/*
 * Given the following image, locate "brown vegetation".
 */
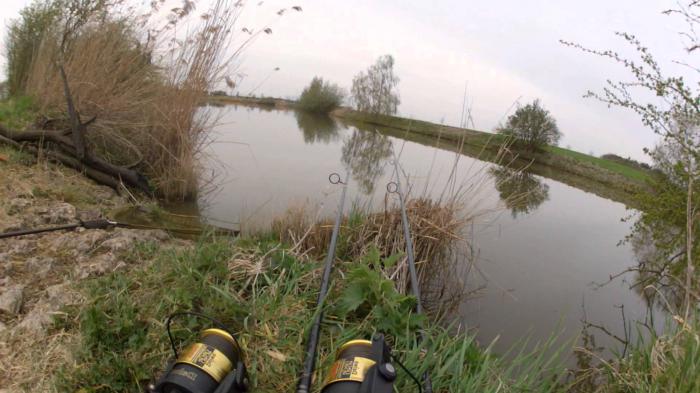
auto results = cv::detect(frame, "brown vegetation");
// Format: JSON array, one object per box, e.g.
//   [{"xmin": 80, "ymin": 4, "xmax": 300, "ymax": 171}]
[
  {"xmin": 4, "ymin": 0, "xmax": 245, "ymax": 200},
  {"xmin": 271, "ymin": 196, "xmax": 471, "ymax": 317}
]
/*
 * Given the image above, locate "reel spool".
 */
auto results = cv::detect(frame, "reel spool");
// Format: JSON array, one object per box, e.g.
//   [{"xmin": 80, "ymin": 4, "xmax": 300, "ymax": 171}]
[
  {"xmin": 322, "ymin": 334, "xmax": 396, "ymax": 393},
  {"xmin": 150, "ymin": 314, "xmax": 248, "ymax": 393}
]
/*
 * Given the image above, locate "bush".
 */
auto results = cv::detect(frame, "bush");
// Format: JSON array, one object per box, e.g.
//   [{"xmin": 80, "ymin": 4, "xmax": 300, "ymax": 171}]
[
  {"xmin": 497, "ymin": 100, "xmax": 561, "ymax": 150},
  {"xmin": 297, "ymin": 77, "xmax": 344, "ymax": 113}
]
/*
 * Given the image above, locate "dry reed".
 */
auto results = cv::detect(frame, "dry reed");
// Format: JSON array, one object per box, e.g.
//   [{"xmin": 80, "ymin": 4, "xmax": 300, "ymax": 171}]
[{"xmin": 23, "ymin": 0, "xmax": 243, "ymax": 200}]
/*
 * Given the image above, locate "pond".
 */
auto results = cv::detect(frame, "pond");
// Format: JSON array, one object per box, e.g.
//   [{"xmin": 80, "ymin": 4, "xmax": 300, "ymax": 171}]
[{"xmin": 196, "ymin": 103, "xmax": 664, "ymax": 362}]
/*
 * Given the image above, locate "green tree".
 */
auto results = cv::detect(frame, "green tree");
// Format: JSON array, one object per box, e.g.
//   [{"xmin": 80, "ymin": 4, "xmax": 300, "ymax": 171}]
[
  {"xmin": 351, "ymin": 55, "xmax": 400, "ymax": 115},
  {"xmin": 297, "ymin": 76, "xmax": 345, "ymax": 113},
  {"xmin": 496, "ymin": 100, "xmax": 561, "ymax": 150}
]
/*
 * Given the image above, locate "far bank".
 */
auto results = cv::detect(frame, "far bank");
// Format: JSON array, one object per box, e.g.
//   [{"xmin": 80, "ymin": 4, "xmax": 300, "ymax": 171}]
[{"xmin": 209, "ymin": 94, "xmax": 651, "ymax": 207}]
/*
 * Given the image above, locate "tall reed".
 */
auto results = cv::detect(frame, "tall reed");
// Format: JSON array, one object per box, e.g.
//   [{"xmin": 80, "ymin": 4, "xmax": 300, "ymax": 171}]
[{"xmin": 18, "ymin": 0, "xmax": 243, "ymax": 200}]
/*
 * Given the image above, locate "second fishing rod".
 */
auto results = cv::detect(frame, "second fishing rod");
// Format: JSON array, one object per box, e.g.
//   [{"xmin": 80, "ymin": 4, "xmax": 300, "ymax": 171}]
[
  {"xmin": 387, "ymin": 157, "xmax": 433, "ymax": 393},
  {"xmin": 297, "ymin": 159, "xmax": 433, "ymax": 393}
]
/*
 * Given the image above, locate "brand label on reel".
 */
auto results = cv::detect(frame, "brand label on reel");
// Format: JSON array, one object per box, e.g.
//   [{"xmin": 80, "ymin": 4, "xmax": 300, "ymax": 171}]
[
  {"xmin": 177, "ymin": 343, "xmax": 233, "ymax": 382},
  {"xmin": 324, "ymin": 356, "xmax": 376, "ymax": 385}
]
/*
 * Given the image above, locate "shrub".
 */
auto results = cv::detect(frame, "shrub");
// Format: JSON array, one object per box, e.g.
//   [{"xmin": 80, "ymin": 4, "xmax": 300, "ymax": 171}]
[
  {"xmin": 297, "ymin": 76, "xmax": 344, "ymax": 113},
  {"xmin": 497, "ymin": 100, "xmax": 561, "ymax": 150}
]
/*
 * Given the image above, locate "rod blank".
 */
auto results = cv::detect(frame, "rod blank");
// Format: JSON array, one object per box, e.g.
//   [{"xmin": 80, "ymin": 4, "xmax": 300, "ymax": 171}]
[{"xmin": 297, "ymin": 170, "xmax": 350, "ymax": 393}]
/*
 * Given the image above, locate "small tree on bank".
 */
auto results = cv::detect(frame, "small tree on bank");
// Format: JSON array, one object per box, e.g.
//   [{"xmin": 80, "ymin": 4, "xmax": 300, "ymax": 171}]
[
  {"xmin": 351, "ymin": 54, "xmax": 400, "ymax": 115},
  {"xmin": 297, "ymin": 76, "xmax": 345, "ymax": 113},
  {"xmin": 496, "ymin": 100, "xmax": 561, "ymax": 150}
]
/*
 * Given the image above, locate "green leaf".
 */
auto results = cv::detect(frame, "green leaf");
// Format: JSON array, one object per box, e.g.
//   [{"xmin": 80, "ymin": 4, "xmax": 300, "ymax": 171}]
[{"xmin": 382, "ymin": 253, "xmax": 401, "ymax": 268}]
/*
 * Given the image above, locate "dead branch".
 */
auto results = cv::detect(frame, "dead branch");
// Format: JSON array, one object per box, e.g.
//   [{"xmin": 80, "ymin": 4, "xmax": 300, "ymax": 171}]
[{"xmin": 0, "ymin": 124, "xmax": 149, "ymax": 194}]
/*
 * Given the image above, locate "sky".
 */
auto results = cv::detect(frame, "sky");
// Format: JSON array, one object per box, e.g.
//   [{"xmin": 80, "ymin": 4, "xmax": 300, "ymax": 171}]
[{"xmin": 2, "ymin": 0, "xmax": 694, "ymax": 160}]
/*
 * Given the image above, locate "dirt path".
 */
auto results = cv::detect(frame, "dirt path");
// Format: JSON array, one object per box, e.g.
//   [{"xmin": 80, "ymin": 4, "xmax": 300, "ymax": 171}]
[{"xmin": 0, "ymin": 147, "xmax": 191, "ymax": 392}]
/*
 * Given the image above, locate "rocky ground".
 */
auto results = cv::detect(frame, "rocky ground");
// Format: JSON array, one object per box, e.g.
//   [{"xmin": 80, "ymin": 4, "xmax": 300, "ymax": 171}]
[{"xmin": 0, "ymin": 148, "xmax": 191, "ymax": 391}]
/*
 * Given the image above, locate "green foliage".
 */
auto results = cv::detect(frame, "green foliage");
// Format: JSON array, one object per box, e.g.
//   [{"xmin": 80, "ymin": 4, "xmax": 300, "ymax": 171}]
[
  {"xmin": 0, "ymin": 96, "xmax": 36, "ymax": 129},
  {"xmin": 335, "ymin": 247, "xmax": 423, "ymax": 335},
  {"xmin": 4, "ymin": 0, "xmax": 62, "ymax": 95},
  {"xmin": 297, "ymin": 77, "xmax": 345, "ymax": 113},
  {"xmin": 351, "ymin": 55, "xmax": 400, "ymax": 115},
  {"xmin": 497, "ymin": 100, "xmax": 561, "ymax": 150}
]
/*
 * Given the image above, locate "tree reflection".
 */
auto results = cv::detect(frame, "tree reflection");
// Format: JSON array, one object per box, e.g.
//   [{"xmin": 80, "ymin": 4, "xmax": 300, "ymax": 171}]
[
  {"xmin": 629, "ymin": 223, "xmax": 687, "ymax": 309},
  {"xmin": 294, "ymin": 111, "xmax": 341, "ymax": 144},
  {"xmin": 489, "ymin": 166, "xmax": 550, "ymax": 217},
  {"xmin": 341, "ymin": 128, "xmax": 393, "ymax": 194}
]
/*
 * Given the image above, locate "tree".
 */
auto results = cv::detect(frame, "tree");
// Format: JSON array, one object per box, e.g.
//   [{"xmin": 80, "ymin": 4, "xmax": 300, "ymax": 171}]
[
  {"xmin": 297, "ymin": 76, "xmax": 345, "ymax": 113},
  {"xmin": 351, "ymin": 55, "xmax": 400, "ymax": 115},
  {"xmin": 562, "ymin": 2, "xmax": 700, "ymax": 314},
  {"xmin": 496, "ymin": 100, "xmax": 561, "ymax": 150}
]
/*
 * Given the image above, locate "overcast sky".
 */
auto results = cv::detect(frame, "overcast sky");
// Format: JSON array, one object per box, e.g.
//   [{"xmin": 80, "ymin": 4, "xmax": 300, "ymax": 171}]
[{"xmin": 2, "ymin": 0, "xmax": 693, "ymax": 160}]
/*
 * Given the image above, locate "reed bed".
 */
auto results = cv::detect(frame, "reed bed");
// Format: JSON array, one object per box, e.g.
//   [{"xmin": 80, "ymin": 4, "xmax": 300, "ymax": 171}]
[
  {"xmin": 271, "ymin": 196, "xmax": 469, "ymax": 317},
  {"xmin": 10, "ymin": 0, "xmax": 244, "ymax": 200}
]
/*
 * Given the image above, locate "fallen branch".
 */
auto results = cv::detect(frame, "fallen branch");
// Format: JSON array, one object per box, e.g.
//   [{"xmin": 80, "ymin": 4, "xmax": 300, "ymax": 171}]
[{"xmin": 0, "ymin": 124, "xmax": 147, "ymax": 194}]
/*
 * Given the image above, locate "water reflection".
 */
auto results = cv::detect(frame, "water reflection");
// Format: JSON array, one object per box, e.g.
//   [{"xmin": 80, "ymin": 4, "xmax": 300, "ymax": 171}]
[
  {"xmin": 341, "ymin": 128, "xmax": 393, "ymax": 194},
  {"xmin": 489, "ymin": 166, "xmax": 550, "ymax": 217},
  {"xmin": 294, "ymin": 111, "xmax": 341, "ymax": 144},
  {"xmin": 629, "ymin": 223, "xmax": 686, "ymax": 310}
]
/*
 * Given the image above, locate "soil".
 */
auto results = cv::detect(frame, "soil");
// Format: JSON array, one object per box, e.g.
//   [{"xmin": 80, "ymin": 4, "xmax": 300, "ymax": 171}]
[{"xmin": 0, "ymin": 148, "xmax": 192, "ymax": 392}]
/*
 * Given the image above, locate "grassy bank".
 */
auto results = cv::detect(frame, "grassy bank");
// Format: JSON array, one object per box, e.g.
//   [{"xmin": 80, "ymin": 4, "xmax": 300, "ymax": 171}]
[
  {"xmin": 331, "ymin": 108, "xmax": 651, "ymax": 194},
  {"xmin": 53, "ymin": 233, "xmax": 569, "ymax": 392},
  {"xmin": 49, "ymin": 227, "xmax": 700, "ymax": 392}
]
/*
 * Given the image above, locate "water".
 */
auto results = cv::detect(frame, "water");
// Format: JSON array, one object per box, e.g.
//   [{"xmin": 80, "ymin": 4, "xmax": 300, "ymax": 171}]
[{"xmin": 197, "ymin": 104, "xmax": 663, "ymax": 359}]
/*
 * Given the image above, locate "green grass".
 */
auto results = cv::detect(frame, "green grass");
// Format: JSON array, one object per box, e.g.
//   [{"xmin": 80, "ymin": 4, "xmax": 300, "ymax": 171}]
[
  {"xmin": 547, "ymin": 146, "xmax": 651, "ymax": 183},
  {"xmin": 0, "ymin": 96, "xmax": 36, "ymax": 130},
  {"xmin": 53, "ymin": 234, "xmax": 570, "ymax": 393}
]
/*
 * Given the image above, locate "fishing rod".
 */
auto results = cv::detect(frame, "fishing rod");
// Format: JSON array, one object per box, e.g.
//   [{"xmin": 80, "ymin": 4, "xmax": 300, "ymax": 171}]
[
  {"xmin": 0, "ymin": 218, "xmax": 120, "ymax": 239},
  {"xmin": 297, "ymin": 170, "xmax": 350, "ymax": 393},
  {"xmin": 0, "ymin": 218, "xmax": 240, "ymax": 240},
  {"xmin": 386, "ymin": 158, "xmax": 434, "ymax": 393}
]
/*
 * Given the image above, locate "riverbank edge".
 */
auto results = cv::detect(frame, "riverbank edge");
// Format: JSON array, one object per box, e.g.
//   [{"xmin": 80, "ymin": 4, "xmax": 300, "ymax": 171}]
[{"xmin": 210, "ymin": 95, "xmax": 651, "ymax": 201}]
